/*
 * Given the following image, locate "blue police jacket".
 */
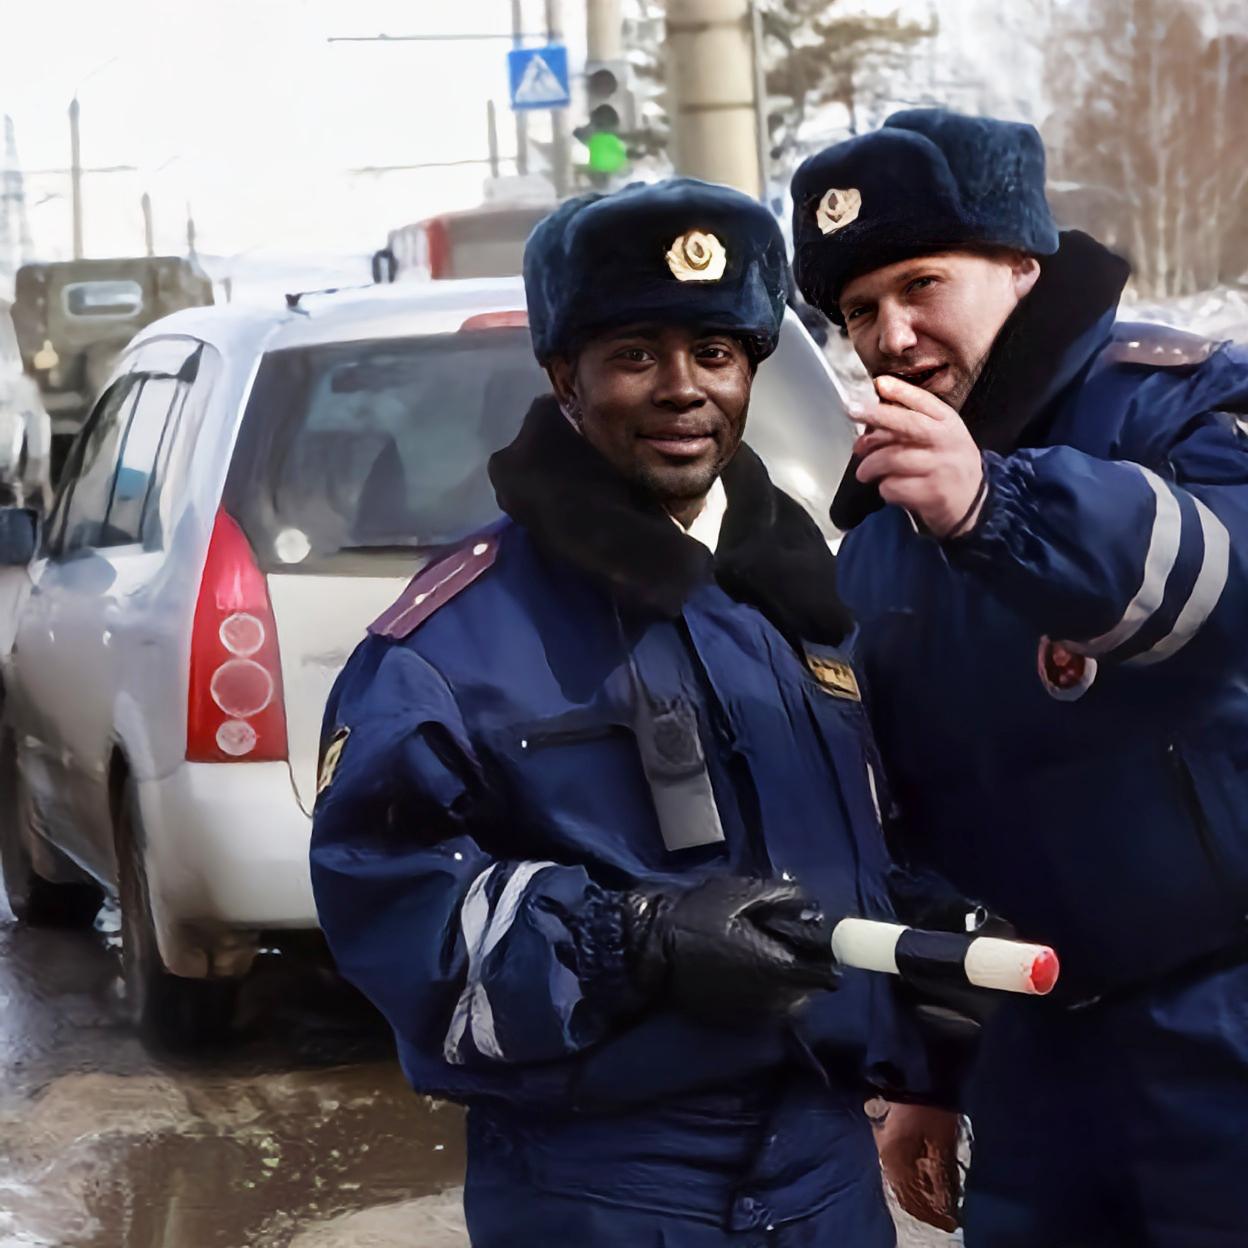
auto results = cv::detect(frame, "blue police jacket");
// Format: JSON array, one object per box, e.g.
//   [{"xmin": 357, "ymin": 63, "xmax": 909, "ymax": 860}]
[
  {"xmin": 836, "ymin": 232, "xmax": 1248, "ymax": 1002},
  {"xmin": 310, "ymin": 399, "xmax": 940, "ymax": 1228}
]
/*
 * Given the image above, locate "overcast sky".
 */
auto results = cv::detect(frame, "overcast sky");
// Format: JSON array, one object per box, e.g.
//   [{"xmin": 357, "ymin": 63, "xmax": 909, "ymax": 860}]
[{"xmin": 3, "ymin": 0, "xmax": 583, "ymax": 263}]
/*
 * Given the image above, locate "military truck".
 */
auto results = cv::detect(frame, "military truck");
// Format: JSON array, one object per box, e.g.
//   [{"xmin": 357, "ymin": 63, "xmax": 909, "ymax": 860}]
[{"xmin": 12, "ymin": 256, "xmax": 213, "ymax": 454}]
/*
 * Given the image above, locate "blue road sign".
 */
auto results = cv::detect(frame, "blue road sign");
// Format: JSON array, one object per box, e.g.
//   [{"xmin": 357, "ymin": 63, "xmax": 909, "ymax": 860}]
[{"xmin": 508, "ymin": 45, "xmax": 571, "ymax": 111}]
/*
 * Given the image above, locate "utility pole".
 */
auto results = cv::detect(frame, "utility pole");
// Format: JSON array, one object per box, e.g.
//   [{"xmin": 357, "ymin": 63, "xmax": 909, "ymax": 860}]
[
  {"xmin": 586, "ymin": 0, "xmax": 623, "ymax": 60},
  {"xmin": 140, "ymin": 192, "xmax": 154, "ymax": 256},
  {"xmin": 1, "ymin": 116, "xmax": 33, "ymax": 287},
  {"xmin": 664, "ymin": 0, "xmax": 764, "ymax": 199},
  {"xmin": 545, "ymin": 0, "xmax": 571, "ymax": 196},
  {"xmin": 748, "ymin": 1, "xmax": 770, "ymax": 202},
  {"xmin": 487, "ymin": 101, "xmax": 502, "ymax": 178},
  {"xmin": 69, "ymin": 97, "xmax": 84, "ymax": 258},
  {"xmin": 511, "ymin": 0, "xmax": 529, "ymax": 176}
]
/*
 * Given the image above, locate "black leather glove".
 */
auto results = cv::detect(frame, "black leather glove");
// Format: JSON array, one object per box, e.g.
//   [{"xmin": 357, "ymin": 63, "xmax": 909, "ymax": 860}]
[{"xmin": 622, "ymin": 876, "xmax": 840, "ymax": 1023}]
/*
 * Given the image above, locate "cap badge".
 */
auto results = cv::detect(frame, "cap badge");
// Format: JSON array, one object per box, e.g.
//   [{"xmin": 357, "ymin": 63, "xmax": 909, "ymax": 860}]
[
  {"xmin": 816, "ymin": 187, "xmax": 862, "ymax": 235},
  {"xmin": 665, "ymin": 229, "xmax": 727, "ymax": 282}
]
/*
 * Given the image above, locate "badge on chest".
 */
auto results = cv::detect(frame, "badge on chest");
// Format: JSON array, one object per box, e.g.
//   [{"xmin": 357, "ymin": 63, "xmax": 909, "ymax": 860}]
[{"xmin": 803, "ymin": 644, "xmax": 862, "ymax": 702}]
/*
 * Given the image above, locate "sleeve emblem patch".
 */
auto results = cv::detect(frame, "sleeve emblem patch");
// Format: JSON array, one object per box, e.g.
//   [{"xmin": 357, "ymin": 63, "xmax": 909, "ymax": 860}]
[{"xmin": 317, "ymin": 727, "xmax": 350, "ymax": 797}]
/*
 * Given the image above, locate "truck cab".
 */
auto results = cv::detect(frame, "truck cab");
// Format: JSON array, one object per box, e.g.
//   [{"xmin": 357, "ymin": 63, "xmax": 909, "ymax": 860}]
[{"xmin": 12, "ymin": 256, "xmax": 214, "ymax": 453}]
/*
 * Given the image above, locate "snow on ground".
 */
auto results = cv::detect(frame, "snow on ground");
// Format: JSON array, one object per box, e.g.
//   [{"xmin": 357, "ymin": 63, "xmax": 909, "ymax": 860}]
[
  {"xmin": 287, "ymin": 1191, "xmax": 469, "ymax": 1248},
  {"xmin": 1121, "ymin": 285, "xmax": 1248, "ymax": 342}
]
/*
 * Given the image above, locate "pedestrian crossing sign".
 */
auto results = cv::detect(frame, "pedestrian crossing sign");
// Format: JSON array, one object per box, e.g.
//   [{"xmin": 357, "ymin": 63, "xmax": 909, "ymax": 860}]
[{"xmin": 509, "ymin": 45, "xmax": 571, "ymax": 111}]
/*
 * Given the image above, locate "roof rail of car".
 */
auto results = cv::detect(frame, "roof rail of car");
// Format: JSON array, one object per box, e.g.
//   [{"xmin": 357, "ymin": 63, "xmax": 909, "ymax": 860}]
[{"xmin": 283, "ymin": 283, "xmax": 376, "ymax": 314}]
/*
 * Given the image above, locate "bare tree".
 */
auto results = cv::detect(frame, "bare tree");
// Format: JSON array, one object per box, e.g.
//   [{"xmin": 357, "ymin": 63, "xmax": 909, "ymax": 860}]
[
  {"xmin": 1044, "ymin": 0, "xmax": 1248, "ymax": 297},
  {"xmin": 760, "ymin": 3, "xmax": 935, "ymax": 160}
]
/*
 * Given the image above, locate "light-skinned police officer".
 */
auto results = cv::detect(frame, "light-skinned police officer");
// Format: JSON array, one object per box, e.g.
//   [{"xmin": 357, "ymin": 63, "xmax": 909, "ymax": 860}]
[{"xmin": 793, "ymin": 109, "xmax": 1248, "ymax": 1247}]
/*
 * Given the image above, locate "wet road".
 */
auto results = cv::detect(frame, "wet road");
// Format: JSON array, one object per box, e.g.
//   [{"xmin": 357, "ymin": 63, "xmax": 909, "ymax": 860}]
[
  {"xmin": 0, "ymin": 894, "xmax": 955, "ymax": 1247},
  {"xmin": 0, "ymin": 896, "xmax": 469, "ymax": 1248}
]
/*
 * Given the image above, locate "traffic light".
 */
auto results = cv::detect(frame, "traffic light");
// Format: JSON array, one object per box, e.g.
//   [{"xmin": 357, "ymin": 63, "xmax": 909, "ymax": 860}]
[{"xmin": 576, "ymin": 60, "xmax": 634, "ymax": 181}]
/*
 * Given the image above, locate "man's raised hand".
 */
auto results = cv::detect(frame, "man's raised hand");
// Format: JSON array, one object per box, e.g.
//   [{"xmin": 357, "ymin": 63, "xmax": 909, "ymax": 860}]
[{"xmin": 853, "ymin": 374, "xmax": 985, "ymax": 539}]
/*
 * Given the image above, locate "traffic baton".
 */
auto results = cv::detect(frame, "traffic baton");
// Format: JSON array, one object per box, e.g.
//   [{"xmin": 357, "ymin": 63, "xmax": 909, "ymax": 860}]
[{"xmin": 831, "ymin": 918, "xmax": 1060, "ymax": 996}]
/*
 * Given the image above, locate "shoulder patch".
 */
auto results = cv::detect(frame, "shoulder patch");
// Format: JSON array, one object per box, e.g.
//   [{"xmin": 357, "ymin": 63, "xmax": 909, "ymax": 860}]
[
  {"xmin": 368, "ymin": 528, "xmax": 502, "ymax": 640},
  {"xmin": 1102, "ymin": 321, "xmax": 1223, "ymax": 372},
  {"xmin": 317, "ymin": 726, "xmax": 350, "ymax": 797}
]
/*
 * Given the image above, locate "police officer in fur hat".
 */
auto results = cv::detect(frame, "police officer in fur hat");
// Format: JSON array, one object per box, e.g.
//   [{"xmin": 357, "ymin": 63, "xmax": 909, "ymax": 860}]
[
  {"xmin": 793, "ymin": 109, "xmax": 1248, "ymax": 1246},
  {"xmin": 311, "ymin": 178, "xmax": 950, "ymax": 1246}
]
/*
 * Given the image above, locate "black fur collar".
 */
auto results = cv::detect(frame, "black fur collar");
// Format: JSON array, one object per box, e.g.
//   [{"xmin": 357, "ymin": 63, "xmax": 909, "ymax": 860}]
[
  {"xmin": 489, "ymin": 396, "xmax": 852, "ymax": 645},
  {"xmin": 830, "ymin": 230, "xmax": 1131, "ymax": 530}
]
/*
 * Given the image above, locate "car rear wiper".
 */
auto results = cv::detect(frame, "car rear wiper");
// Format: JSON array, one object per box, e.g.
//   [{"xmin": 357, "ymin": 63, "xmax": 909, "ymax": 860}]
[{"xmin": 336, "ymin": 543, "xmax": 453, "ymax": 556}]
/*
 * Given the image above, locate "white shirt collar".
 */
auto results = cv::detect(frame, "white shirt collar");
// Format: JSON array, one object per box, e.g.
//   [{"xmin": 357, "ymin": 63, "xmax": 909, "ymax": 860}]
[{"xmin": 670, "ymin": 476, "xmax": 727, "ymax": 553}]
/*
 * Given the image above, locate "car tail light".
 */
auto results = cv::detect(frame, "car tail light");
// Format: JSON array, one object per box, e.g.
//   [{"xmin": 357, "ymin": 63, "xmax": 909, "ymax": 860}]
[{"xmin": 187, "ymin": 509, "xmax": 289, "ymax": 762}]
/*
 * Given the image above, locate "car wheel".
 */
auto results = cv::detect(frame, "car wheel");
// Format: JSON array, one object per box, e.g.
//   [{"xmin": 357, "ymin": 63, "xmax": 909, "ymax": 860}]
[
  {"xmin": 116, "ymin": 780, "xmax": 239, "ymax": 1052},
  {"xmin": 0, "ymin": 732, "xmax": 103, "ymax": 928}
]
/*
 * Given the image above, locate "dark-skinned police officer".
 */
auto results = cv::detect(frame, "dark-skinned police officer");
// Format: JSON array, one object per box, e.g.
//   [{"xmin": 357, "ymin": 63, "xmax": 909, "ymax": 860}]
[
  {"xmin": 310, "ymin": 179, "xmax": 948, "ymax": 1246},
  {"xmin": 793, "ymin": 109, "xmax": 1248, "ymax": 1246}
]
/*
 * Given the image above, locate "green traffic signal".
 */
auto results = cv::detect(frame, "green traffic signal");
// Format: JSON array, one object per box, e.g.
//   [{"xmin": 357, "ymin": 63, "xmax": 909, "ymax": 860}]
[{"xmin": 586, "ymin": 131, "xmax": 629, "ymax": 175}]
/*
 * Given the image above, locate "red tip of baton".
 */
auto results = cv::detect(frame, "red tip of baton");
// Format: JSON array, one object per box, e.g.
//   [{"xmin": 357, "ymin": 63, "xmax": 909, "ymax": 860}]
[{"xmin": 1028, "ymin": 948, "xmax": 1060, "ymax": 995}]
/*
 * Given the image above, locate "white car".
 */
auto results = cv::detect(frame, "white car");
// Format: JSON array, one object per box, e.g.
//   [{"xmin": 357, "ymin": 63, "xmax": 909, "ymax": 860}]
[{"xmin": 0, "ymin": 278, "xmax": 855, "ymax": 1050}]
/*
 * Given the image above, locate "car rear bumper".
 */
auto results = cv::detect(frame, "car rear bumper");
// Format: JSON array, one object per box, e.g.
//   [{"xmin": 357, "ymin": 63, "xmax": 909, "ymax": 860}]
[{"xmin": 136, "ymin": 761, "xmax": 317, "ymax": 931}]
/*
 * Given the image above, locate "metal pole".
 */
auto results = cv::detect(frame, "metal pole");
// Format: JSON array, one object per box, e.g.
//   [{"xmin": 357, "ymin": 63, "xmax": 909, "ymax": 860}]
[
  {"xmin": 664, "ymin": 0, "xmax": 763, "ymax": 199},
  {"xmin": 69, "ymin": 96, "xmax": 83, "ymax": 258},
  {"xmin": 511, "ymin": 0, "xmax": 529, "ymax": 176},
  {"xmin": 140, "ymin": 192, "xmax": 154, "ymax": 256},
  {"xmin": 487, "ymin": 101, "xmax": 502, "ymax": 179},
  {"xmin": 546, "ymin": 0, "xmax": 570, "ymax": 196},
  {"xmin": 748, "ymin": 0, "xmax": 770, "ymax": 203},
  {"xmin": 586, "ymin": 0, "xmax": 623, "ymax": 61}
]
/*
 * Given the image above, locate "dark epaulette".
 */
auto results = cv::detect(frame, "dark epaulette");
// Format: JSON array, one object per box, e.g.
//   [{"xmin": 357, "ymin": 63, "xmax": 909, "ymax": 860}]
[
  {"xmin": 1101, "ymin": 321, "xmax": 1224, "ymax": 372},
  {"xmin": 368, "ymin": 524, "xmax": 505, "ymax": 640}
]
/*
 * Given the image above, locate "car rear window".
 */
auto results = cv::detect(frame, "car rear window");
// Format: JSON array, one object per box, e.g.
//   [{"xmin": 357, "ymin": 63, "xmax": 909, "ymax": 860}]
[
  {"xmin": 223, "ymin": 318, "xmax": 854, "ymax": 577},
  {"xmin": 223, "ymin": 328, "xmax": 548, "ymax": 575},
  {"xmin": 62, "ymin": 279, "xmax": 145, "ymax": 319}
]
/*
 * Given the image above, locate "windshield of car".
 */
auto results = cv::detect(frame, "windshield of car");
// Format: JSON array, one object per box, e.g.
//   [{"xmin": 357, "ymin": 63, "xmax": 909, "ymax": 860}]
[{"xmin": 224, "ymin": 320, "xmax": 853, "ymax": 576}]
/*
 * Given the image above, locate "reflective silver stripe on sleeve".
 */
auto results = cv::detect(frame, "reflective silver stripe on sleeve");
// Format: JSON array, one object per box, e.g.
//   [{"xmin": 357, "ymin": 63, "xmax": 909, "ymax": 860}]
[
  {"xmin": 443, "ymin": 864, "xmax": 499, "ymax": 1063},
  {"xmin": 468, "ymin": 861, "xmax": 557, "ymax": 1060},
  {"xmin": 1067, "ymin": 465, "xmax": 1181, "ymax": 658},
  {"xmin": 444, "ymin": 860, "xmax": 558, "ymax": 1064},
  {"xmin": 1128, "ymin": 494, "xmax": 1230, "ymax": 666},
  {"xmin": 865, "ymin": 763, "xmax": 882, "ymax": 827}
]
